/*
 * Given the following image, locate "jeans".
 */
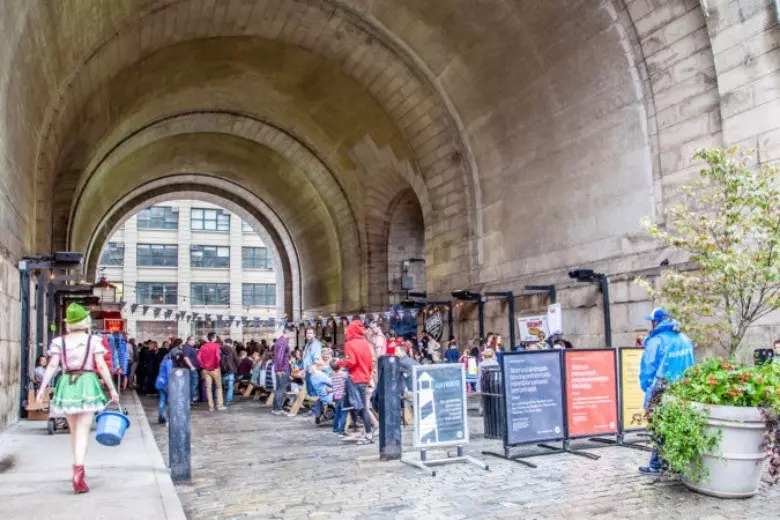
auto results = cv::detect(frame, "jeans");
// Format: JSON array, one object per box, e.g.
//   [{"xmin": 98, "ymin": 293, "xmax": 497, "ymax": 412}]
[
  {"xmin": 305, "ymin": 372, "xmax": 316, "ymax": 397},
  {"xmin": 201, "ymin": 368, "xmax": 224, "ymax": 409},
  {"xmin": 355, "ymin": 383, "xmax": 372, "ymax": 435},
  {"xmin": 189, "ymin": 369, "xmax": 199, "ymax": 402},
  {"xmin": 333, "ymin": 398, "xmax": 346, "ymax": 433},
  {"xmin": 273, "ymin": 372, "xmax": 290, "ymax": 411},
  {"xmin": 158, "ymin": 389, "xmax": 168, "ymax": 420},
  {"xmin": 223, "ymin": 372, "xmax": 235, "ymax": 405}
]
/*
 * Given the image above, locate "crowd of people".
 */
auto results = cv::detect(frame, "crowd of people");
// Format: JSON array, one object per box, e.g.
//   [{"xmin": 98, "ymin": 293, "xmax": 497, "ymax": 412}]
[{"xmin": 118, "ymin": 320, "xmax": 564, "ymax": 443}]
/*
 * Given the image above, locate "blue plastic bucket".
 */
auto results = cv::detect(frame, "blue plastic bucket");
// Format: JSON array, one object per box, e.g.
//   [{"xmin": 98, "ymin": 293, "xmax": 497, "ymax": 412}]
[{"xmin": 95, "ymin": 410, "xmax": 131, "ymax": 446}]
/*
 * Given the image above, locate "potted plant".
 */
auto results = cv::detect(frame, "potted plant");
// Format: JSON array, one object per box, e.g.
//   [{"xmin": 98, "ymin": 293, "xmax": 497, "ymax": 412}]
[
  {"xmin": 649, "ymin": 358, "xmax": 779, "ymax": 497},
  {"xmin": 637, "ymin": 147, "xmax": 779, "ymax": 497}
]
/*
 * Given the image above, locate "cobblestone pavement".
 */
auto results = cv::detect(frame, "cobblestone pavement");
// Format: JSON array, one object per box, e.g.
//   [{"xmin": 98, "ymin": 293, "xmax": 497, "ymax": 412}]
[{"xmin": 142, "ymin": 395, "xmax": 778, "ymax": 519}]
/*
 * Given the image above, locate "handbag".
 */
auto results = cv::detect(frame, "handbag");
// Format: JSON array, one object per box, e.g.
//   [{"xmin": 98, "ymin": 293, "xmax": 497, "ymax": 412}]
[{"xmin": 342, "ymin": 374, "xmax": 363, "ymax": 411}]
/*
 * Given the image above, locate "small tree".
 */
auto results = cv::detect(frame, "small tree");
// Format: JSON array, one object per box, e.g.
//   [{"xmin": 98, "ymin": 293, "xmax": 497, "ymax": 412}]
[{"xmin": 637, "ymin": 147, "xmax": 779, "ymax": 357}]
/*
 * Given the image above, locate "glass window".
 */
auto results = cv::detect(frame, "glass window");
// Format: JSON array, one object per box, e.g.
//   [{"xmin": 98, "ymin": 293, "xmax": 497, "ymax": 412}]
[
  {"xmin": 191, "ymin": 208, "xmax": 230, "ymax": 231},
  {"xmin": 241, "ymin": 247, "xmax": 272, "ymax": 269},
  {"xmin": 111, "ymin": 282, "xmax": 124, "ymax": 302},
  {"xmin": 242, "ymin": 283, "xmax": 276, "ymax": 307},
  {"xmin": 136, "ymin": 244, "xmax": 178, "ymax": 267},
  {"xmin": 136, "ymin": 282, "xmax": 178, "ymax": 304},
  {"xmin": 190, "ymin": 283, "xmax": 230, "ymax": 305},
  {"xmin": 136, "ymin": 206, "xmax": 178, "ymax": 229},
  {"xmin": 98, "ymin": 242, "xmax": 124, "ymax": 266},
  {"xmin": 241, "ymin": 220, "xmax": 254, "ymax": 233},
  {"xmin": 190, "ymin": 245, "xmax": 230, "ymax": 268}
]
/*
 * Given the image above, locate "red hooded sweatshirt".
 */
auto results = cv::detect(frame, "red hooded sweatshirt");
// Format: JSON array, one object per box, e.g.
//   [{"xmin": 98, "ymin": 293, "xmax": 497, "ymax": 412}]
[{"xmin": 339, "ymin": 321, "xmax": 374, "ymax": 384}]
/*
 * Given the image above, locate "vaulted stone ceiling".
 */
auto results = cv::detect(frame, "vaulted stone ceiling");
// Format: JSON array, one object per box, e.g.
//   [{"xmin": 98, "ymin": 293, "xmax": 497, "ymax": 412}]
[{"xmin": 3, "ymin": 0, "xmax": 771, "ymax": 315}]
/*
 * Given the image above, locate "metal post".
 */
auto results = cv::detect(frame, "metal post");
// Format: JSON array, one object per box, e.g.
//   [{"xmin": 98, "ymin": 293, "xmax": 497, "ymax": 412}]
[
  {"xmin": 600, "ymin": 276, "xmax": 612, "ymax": 347},
  {"xmin": 19, "ymin": 268, "xmax": 31, "ymax": 416},
  {"xmin": 446, "ymin": 303, "xmax": 453, "ymax": 338},
  {"xmin": 36, "ymin": 276, "xmax": 46, "ymax": 358},
  {"xmin": 478, "ymin": 298, "xmax": 485, "ymax": 340},
  {"xmin": 169, "ymin": 368, "xmax": 191, "ymax": 482},
  {"xmin": 377, "ymin": 356, "xmax": 402, "ymax": 460},
  {"xmin": 507, "ymin": 294, "xmax": 515, "ymax": 349}
]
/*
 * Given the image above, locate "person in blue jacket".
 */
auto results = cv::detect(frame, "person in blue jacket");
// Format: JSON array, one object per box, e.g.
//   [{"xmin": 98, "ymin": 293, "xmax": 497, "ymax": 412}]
[{"xmin": 639, "ymin": 307, "xmax": 695, "ymax": 474}]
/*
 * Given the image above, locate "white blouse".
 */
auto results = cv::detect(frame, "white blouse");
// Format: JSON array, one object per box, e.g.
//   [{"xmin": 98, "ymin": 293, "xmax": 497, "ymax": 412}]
[{"xmin": 48, "ymin": 333, "xmax": 106, "ymax": 372}]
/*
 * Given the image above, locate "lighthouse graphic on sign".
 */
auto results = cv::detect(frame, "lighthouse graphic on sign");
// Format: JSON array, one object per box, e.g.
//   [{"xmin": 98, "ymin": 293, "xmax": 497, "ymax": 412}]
[{"xmin": 417, "ymin": 372, "xmax": 438, "ymax": 444}]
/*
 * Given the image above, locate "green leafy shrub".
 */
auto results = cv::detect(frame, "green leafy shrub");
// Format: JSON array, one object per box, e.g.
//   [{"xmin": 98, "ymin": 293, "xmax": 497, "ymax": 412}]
[{"xmin": 649, "ymin": 358, "xmax": 780, "ymax": 482}]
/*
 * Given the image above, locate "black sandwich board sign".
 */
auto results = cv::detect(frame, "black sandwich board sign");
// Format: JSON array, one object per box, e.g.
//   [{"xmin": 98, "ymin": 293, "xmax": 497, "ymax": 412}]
[{"xmin": 502, "ymin": 350, "xmax": 565, "ymax": 445}]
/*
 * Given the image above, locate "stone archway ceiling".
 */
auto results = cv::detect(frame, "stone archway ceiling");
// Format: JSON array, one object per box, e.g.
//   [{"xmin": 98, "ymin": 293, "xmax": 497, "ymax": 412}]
[
  {"xmin": 69, "ymin": 132, "xmax": 349, "ymax": 311},
  {"xmin": 34, "ymin": 0, "xmax": 480, "ymax": 287}
]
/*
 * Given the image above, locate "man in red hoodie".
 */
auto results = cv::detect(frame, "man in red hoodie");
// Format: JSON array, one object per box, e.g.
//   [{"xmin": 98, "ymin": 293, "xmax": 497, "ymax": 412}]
[{"xmin": 339, "ymin": 320, "xmax": 375, "ymax": 443}]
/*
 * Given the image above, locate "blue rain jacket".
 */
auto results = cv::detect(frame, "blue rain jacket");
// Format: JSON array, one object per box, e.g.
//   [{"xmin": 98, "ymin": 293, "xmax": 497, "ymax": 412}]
[{"xmin": 639, "ymin": 319, "xmax": 695, "ymax": 407}]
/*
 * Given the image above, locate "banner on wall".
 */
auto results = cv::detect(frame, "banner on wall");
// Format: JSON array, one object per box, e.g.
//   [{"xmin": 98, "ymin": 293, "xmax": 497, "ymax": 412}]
[
  {"xmin": 517, "ymin": 315, "xmax": 550, "ymax": 342},
  {"xmin": 564, "ymin": 349, "xmax": 618, "ymax": 437},
  {"xmin": 424, "ymin": 311, "xmax": 443, "ymax": 341},
  {"xmin": 502, "ymin": 351, "xmax": 565, "ymax": 445},
  {"xmin": 619, "ymin": 347, "xmax": 647, "ymax": 431},
  {"xmin": 547, "ymin": 303, "xmax": 563, "ymax": 335}
]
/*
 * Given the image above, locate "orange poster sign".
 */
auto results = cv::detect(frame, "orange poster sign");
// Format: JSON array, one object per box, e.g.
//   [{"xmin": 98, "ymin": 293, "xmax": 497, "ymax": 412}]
[{"xmin": 564, "ymin": 350, "xmax": 618, "ymax": 437}]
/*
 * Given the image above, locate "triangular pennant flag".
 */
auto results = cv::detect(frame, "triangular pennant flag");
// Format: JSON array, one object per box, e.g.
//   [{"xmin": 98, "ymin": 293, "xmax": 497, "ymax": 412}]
[
  {"xmin": 131, "ymin": 304, "xmax": 138, "ymax": 313},
  {"xmin": 320, "ymin": 317, "xmax": 328, "ymax": 328},
  {"xmin": 372, "ymin": 313, "xmax": 379, "ymax": 322},
  {"xmin": 186, "ymin": 315, "xmax": 191, "ymax": 323},
  {"xmin": 359, "ymin": 314, "xmax": 366, "ymax": 323},
  {"xmin": 164, "ymin": 309, "xmax": 173, "ymax": 319},
  {"xmin": 142, "ymin": 305, "xmax": 149, "ymax": 315}
]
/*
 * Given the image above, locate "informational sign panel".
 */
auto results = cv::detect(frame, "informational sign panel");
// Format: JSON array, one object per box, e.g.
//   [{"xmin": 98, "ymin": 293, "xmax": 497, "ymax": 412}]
[
  {"xmin": 412, "ymin": 364, "xmax": 469, "ymax": 448},
  {"xmin": 517, "ymin": 315, "xmax": 550, "ymax": 342},
  {"xmin": 564, "ymin": 349, "xmax": 618, "ymax": 437},
  {"xmin": 619, "ymin": 347, "xmax": 647, "ymax": 431},
  {"xmin": 503, "ymin": 351, "xmax": 565, "ymax": 445}
]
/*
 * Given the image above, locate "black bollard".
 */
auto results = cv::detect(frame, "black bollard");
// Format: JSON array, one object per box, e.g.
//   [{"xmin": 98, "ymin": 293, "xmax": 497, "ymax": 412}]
[
  {"xmin": 169, "ymin": 368, "xmax": 191, "ymax": 482},
  {"xmin": 377, "ymin": 355, "xmax": 402, "ymax": 460}
]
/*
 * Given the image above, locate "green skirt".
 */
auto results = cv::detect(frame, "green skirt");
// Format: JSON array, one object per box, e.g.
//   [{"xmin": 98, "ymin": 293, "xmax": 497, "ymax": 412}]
[{"xmin": 50, "ymin": 372, "xmax": 107, "ymax": 415}]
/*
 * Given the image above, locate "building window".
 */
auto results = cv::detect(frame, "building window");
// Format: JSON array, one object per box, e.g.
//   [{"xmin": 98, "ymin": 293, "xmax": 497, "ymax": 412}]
[
  {"xmin": 191, "ymin": 208, "xmax": 230, "ymax": 231},
  {"xmin": 137, "ymin": 206, "xmax": 178, "ymax": 230},
  {"xmin": 136, "ymin": 282, "xmax": 178, "ymax": 305},
  {"xmin": 98, "ymin": 242, "xmax": 124, "ymax": 266},
  {"xmin": 111, "ymin": 282, "xmax": 124, "ymax": 302},
  {"xmin": 242, "ymin": 283, "xmax": 276, "ymax": 307},
  {"xmin": 191, "ymin": 283, "xmax": 230, "ymax": 305},
  {"xmin": 137, "ymin": 244, "xmax": 178, "ymax": 267},
  {"xmin": 190, "ymin": 245, "xmax": 230, "ymax": 268},
  {"xmin": 241, "ymin": 247, "xmax": 272, "ymax": 269}
]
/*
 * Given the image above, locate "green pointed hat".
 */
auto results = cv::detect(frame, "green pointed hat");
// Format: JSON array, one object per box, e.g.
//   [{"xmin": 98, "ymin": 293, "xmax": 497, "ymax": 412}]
[{"xmin": 64, "ymin": 303, "xmax": 90, "ymax": 324}]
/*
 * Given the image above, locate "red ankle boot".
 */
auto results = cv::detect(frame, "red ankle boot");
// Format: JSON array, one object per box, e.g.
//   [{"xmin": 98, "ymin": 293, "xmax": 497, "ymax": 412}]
[{"xmin": 72, "ymin": 465, "xmax": 89, "ymax": 494}]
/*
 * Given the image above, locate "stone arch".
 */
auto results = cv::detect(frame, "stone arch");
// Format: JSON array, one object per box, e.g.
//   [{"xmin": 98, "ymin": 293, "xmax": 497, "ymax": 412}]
[
  {"xmin": 385, "ymin": 189, "xmax": 425, "ymax": 304},
  {"xmin": 83, "ymin": 175, "xmax": 301, "ymax": 319}
]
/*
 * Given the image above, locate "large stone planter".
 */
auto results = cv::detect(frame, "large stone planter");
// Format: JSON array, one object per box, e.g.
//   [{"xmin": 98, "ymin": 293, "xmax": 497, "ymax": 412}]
[{"xmin": 683, "ymin": 403, "xmax": 767, "ymax": 498}]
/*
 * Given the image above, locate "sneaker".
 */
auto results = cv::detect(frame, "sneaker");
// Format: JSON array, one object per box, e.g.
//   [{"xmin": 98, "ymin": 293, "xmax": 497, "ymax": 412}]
[
  {"xmin": 217, "ymin": 406, "xmax": 228, "ymax": 411},
  {"xmin": 209, "ymin": 407, "xmax": 216, "ymax": 412},
  {"xmin": 271, "ymin": 410, "xmax": 284, "ymax": 416},
  {"xmin": 158, "ymin": 416, "xmax": 166, "ymax": 425},
  {"xmin": 315, "ymin": 415, "xmax": 322, "ymax": 425},
  {"xmin": 638, "ymin": 466, "xmax": 662, "ymax": 475},
  {"xmin": 357, "ymin": 434, "xmax": 375, "ymax": 445}
]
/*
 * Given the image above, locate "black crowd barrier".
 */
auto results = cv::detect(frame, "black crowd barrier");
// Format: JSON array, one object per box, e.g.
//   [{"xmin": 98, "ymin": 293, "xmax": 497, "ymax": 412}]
[{"xmin": 481, "ymin": 366, "xmax": 504, "ymax": 440}]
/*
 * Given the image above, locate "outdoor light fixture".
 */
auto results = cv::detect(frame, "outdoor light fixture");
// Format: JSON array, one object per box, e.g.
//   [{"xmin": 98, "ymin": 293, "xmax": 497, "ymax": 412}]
[
  {"xmin": 451, "ymin": 289, "xmax": 481, "ymax": 301},
  {"xmin": 568, "ymin": 268, "xmax": 612, "ymax": 347}
]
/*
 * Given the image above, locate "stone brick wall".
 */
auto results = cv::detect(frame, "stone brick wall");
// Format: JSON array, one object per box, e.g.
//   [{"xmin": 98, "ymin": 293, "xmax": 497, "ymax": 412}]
[{"xmin": 0, "ymin": 253, "xmax": 22, "ymax": 430}]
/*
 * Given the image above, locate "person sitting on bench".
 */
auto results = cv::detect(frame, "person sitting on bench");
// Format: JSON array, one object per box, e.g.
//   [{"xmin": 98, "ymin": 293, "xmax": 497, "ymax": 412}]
[{"xmin": 309, "ymin": 360, "xmax": 333, "ymax": 424}]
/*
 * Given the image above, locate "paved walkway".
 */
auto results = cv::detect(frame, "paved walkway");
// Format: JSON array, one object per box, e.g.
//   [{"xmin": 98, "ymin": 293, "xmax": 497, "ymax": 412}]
[
  {"xmin": 141, "ymin": 395, "xmax": 778, "ymax": 519},
  {"xmin": 0, "ymin": 392, "xmax": 185, "ymax": 520}
]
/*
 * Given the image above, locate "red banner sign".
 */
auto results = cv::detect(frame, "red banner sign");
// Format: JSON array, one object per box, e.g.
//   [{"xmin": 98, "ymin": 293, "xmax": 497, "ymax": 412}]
[
  {"xmin": 104, "ymin": 319, "xmax": 126, "ymax": 333},
  {"xmin": 564, "ymin": 349, "xmax": 618, "ymax": 437}
]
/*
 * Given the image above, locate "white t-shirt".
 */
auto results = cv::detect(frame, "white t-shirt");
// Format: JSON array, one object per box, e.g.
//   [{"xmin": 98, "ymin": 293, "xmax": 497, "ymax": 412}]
[{"xmin": 48, "ymin": 333, "xmax": 106, "ymax": 372}]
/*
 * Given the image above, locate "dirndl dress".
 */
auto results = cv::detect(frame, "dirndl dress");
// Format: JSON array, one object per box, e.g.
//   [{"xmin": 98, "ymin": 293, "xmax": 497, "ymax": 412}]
[{"xmin": 49, "ymin": 334, "xmax": 108, "ymax": 415}]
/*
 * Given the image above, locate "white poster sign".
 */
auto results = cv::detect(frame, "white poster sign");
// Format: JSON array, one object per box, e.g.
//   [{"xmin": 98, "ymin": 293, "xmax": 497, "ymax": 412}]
[
  {"xmin": 517, "ymin": 315, "xmax": 550, "ymax": 342},
  {"xmin": 547, "ymin": 303, "xmax": 563, "ymax": 335}
]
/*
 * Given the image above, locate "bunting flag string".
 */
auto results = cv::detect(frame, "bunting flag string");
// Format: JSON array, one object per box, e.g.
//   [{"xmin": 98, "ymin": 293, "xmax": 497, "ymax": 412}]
[{"xmin": 142, "ymin": 305, "xmax": 149, "ymax": 315}]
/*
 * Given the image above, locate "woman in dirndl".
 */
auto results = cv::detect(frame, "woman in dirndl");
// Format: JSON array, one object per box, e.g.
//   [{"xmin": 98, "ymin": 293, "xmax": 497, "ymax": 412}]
[{"xmin": 36, "ymin": 303, "xmax": 119, "ymax": 494}]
